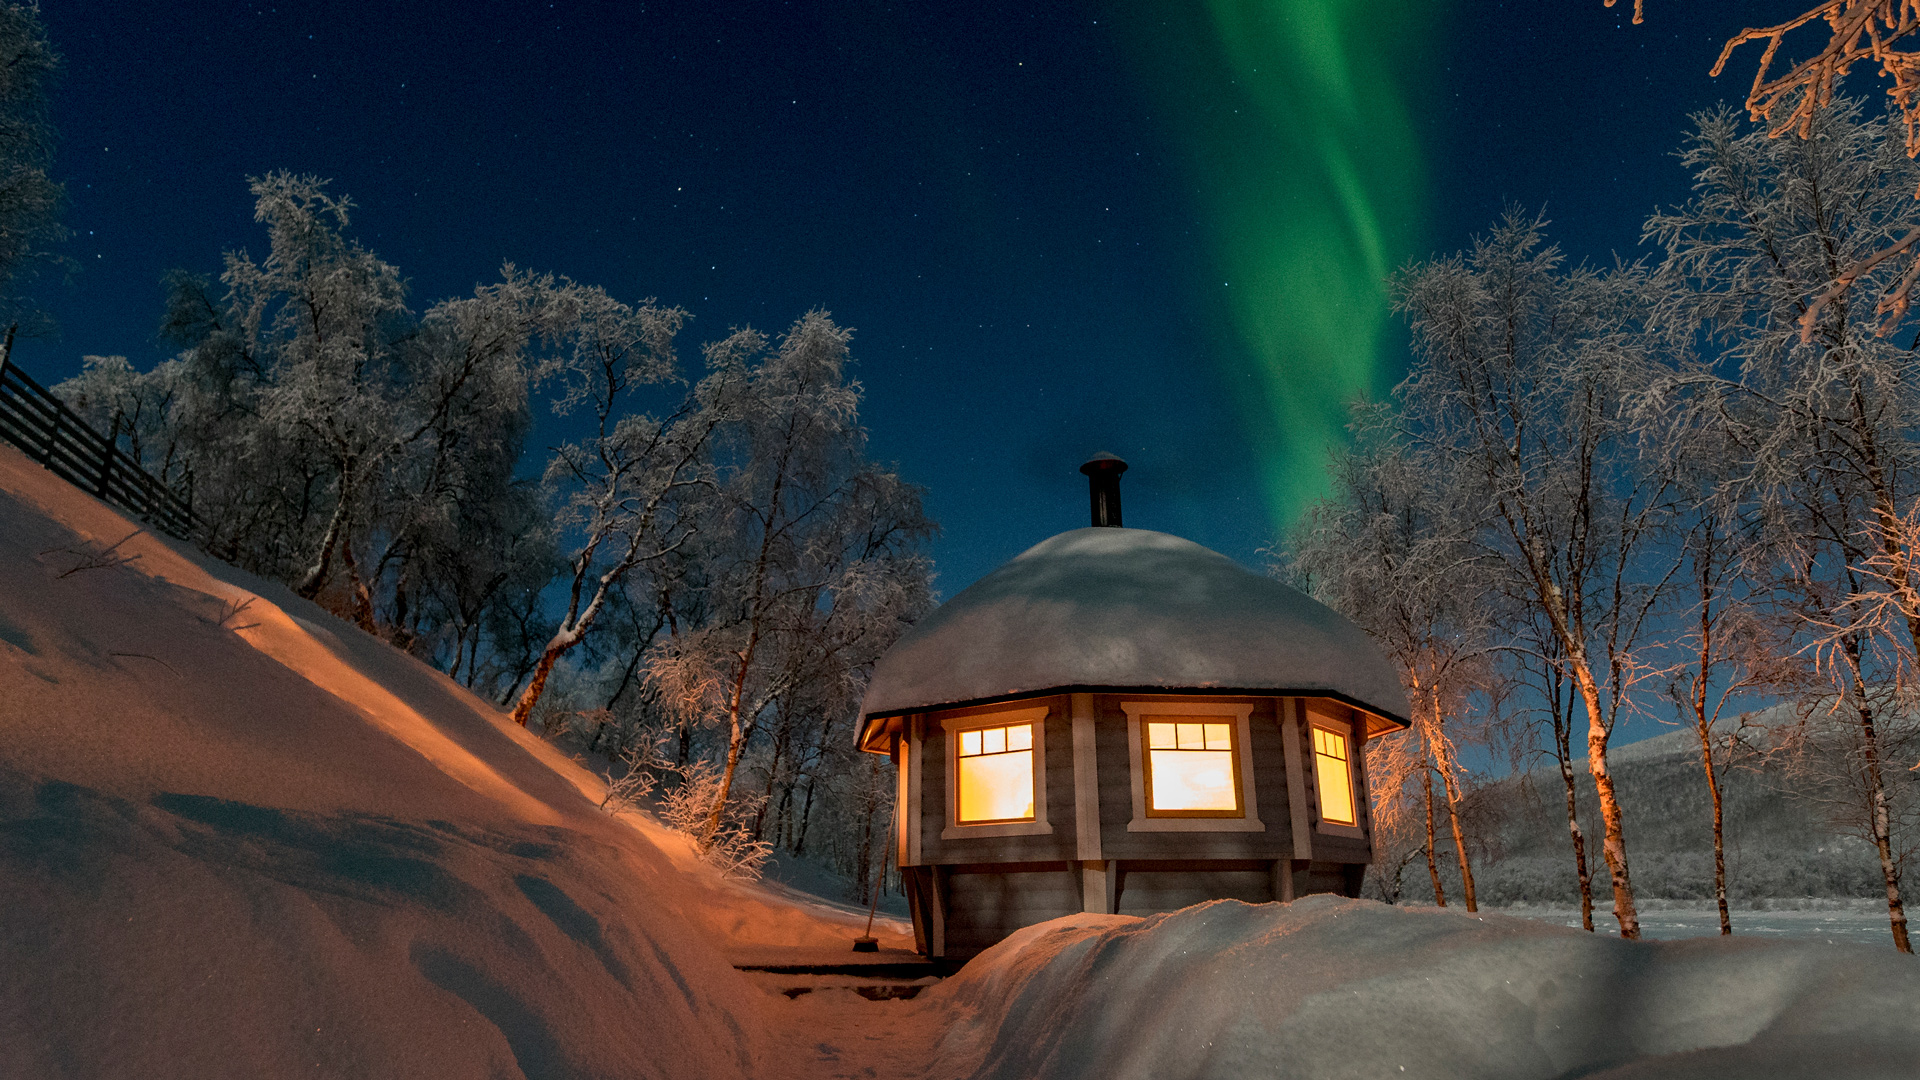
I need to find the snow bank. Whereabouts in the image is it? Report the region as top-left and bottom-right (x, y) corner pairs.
(0, 444), (786, 1079)
(922, 895), (1920, 1080)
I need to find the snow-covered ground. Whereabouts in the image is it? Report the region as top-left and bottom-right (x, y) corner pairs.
(0, 443), (889, 1078)
(906, 897), (1920, 1080)
(4, 440), (1916, 1080)
(1502, 899), (1901, 943)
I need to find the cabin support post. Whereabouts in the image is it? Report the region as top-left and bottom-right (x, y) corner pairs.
(906, 715), (923, 866)
(1354, 722), (1380, 867)
(1080, 860), (1109, 913)
(903, 867), (930, 955)
(1270, 859), (1294, 903)
(930, 865), (948, 959)
(1070, 692), (1107, 913)
(893, 734), (910, 868)
(1281, 698), (1314, 866)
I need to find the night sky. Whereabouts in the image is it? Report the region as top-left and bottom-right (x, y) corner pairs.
(23, 0), (1817, 595)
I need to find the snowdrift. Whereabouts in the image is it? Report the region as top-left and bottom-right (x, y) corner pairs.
(0, 443), (811, 1079)
(922, 895), (1920, 1080)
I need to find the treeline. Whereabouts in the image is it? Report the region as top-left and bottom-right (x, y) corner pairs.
(1288, 101), (1920, 953)
(56, 173), (934, 889)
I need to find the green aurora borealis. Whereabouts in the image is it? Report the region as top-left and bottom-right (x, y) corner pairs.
(1127, 0), (1434, 527)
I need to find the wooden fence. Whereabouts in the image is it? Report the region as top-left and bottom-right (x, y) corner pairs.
(0, 355), (199, 541)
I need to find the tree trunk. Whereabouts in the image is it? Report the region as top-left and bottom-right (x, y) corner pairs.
(1429, 698), (1478, 912)
(794, 776), (817, 855)
(1690, 551), (1732, 936)
(753, 728), (787, 841)
(1438, 760), (1478, 913)
(509, 547), (626, 726)
(700, 490), (781, 844)
(1565, 780), (1594, 932)
(295, 481), (351, 599)
(1570, 658), (1639, 938)
(510, 645), (564, 728)
(604, 642), (647, 712)
(854, 791), (877, 907)
(448, 623), (467, 681)
(773, 780), (795, 850)
(1692, 665), (1732, 936)
(1423, 767), (1447, 907)
(701, 645), (759, 847)
(339, 530), (378, 633)
(1854, 697), (1913, 953)
(1550, 678), (1595, 931)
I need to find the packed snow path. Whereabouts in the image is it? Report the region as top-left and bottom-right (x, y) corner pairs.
(3, 440), (1917, 1080)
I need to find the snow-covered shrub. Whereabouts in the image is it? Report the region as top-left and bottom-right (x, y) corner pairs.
(598, 740), (664, 815)
(656, 758), (772, 879)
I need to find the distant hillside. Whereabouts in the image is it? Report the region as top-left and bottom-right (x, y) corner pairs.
(1381, 717), (1895, 906)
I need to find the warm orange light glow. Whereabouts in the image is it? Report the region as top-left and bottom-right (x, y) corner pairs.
(1313, 726), (1356, 826)
(1145, 720), (1239, 813)
(957, 722), (1035, 823)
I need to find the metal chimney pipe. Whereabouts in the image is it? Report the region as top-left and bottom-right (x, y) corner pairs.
(1079, 453), (1128, 528)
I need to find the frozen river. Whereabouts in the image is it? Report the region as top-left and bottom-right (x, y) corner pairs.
(1498, 901), (1900, 943)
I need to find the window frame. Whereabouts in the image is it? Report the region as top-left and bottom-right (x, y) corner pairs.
(939, 704), (1053, 839)
(1305, 708), (1364, 837)
(1122, 700), (1265, 833)
(1140, 716), (1245, 819)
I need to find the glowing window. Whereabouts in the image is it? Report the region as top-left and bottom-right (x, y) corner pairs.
(1144, 718), (1241, 815)
(956, 722), (1035, 823)
(1313, 725), (1357, 826)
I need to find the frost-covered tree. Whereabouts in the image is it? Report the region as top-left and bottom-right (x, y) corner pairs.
(1613, 2), (1920, 334)
(351, 268), (567, 636)
(58, 177), (565, 679)
(1394, 213), (1678, 939)
(506, 283), (711, 727)
(1647, 101), (1920, 952)
(229, 173), (414, 607)
(1289, 409), (1495, 912)
(0, 3), (64, 324)
(645, 311), (934, 849)
(54, 170), (937, 884)
(55, 354), (184, 477)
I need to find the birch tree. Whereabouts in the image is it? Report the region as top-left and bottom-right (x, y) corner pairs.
(1290, 411), (1494, 911)
(225, 173), (414, 604)
(356, 269), (562, 637)
(507, 284), (714, 727)
(1524, 627), (1598, 929)
(1395, 212), (1678, 938)
(1647, 101), (1920, 951)
(645, 311), (935, 848)
(1662, 428), (1771, 937)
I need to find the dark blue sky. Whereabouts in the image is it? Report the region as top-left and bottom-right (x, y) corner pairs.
(23, 0), (1815, 595)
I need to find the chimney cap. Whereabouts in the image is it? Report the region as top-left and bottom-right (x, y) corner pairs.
(1079, 452), (1128, 476)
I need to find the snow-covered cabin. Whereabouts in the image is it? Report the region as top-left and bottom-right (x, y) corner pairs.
(856, 455), (1412, 964)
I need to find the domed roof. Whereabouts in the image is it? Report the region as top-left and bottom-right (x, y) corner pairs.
(860, 527), (1412, 725)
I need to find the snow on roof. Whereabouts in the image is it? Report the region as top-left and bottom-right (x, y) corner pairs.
(861, 527), (1412, 724)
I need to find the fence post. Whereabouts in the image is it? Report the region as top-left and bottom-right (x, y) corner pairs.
(95, 411), (120, 497)
(41, 404), (58, 467)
